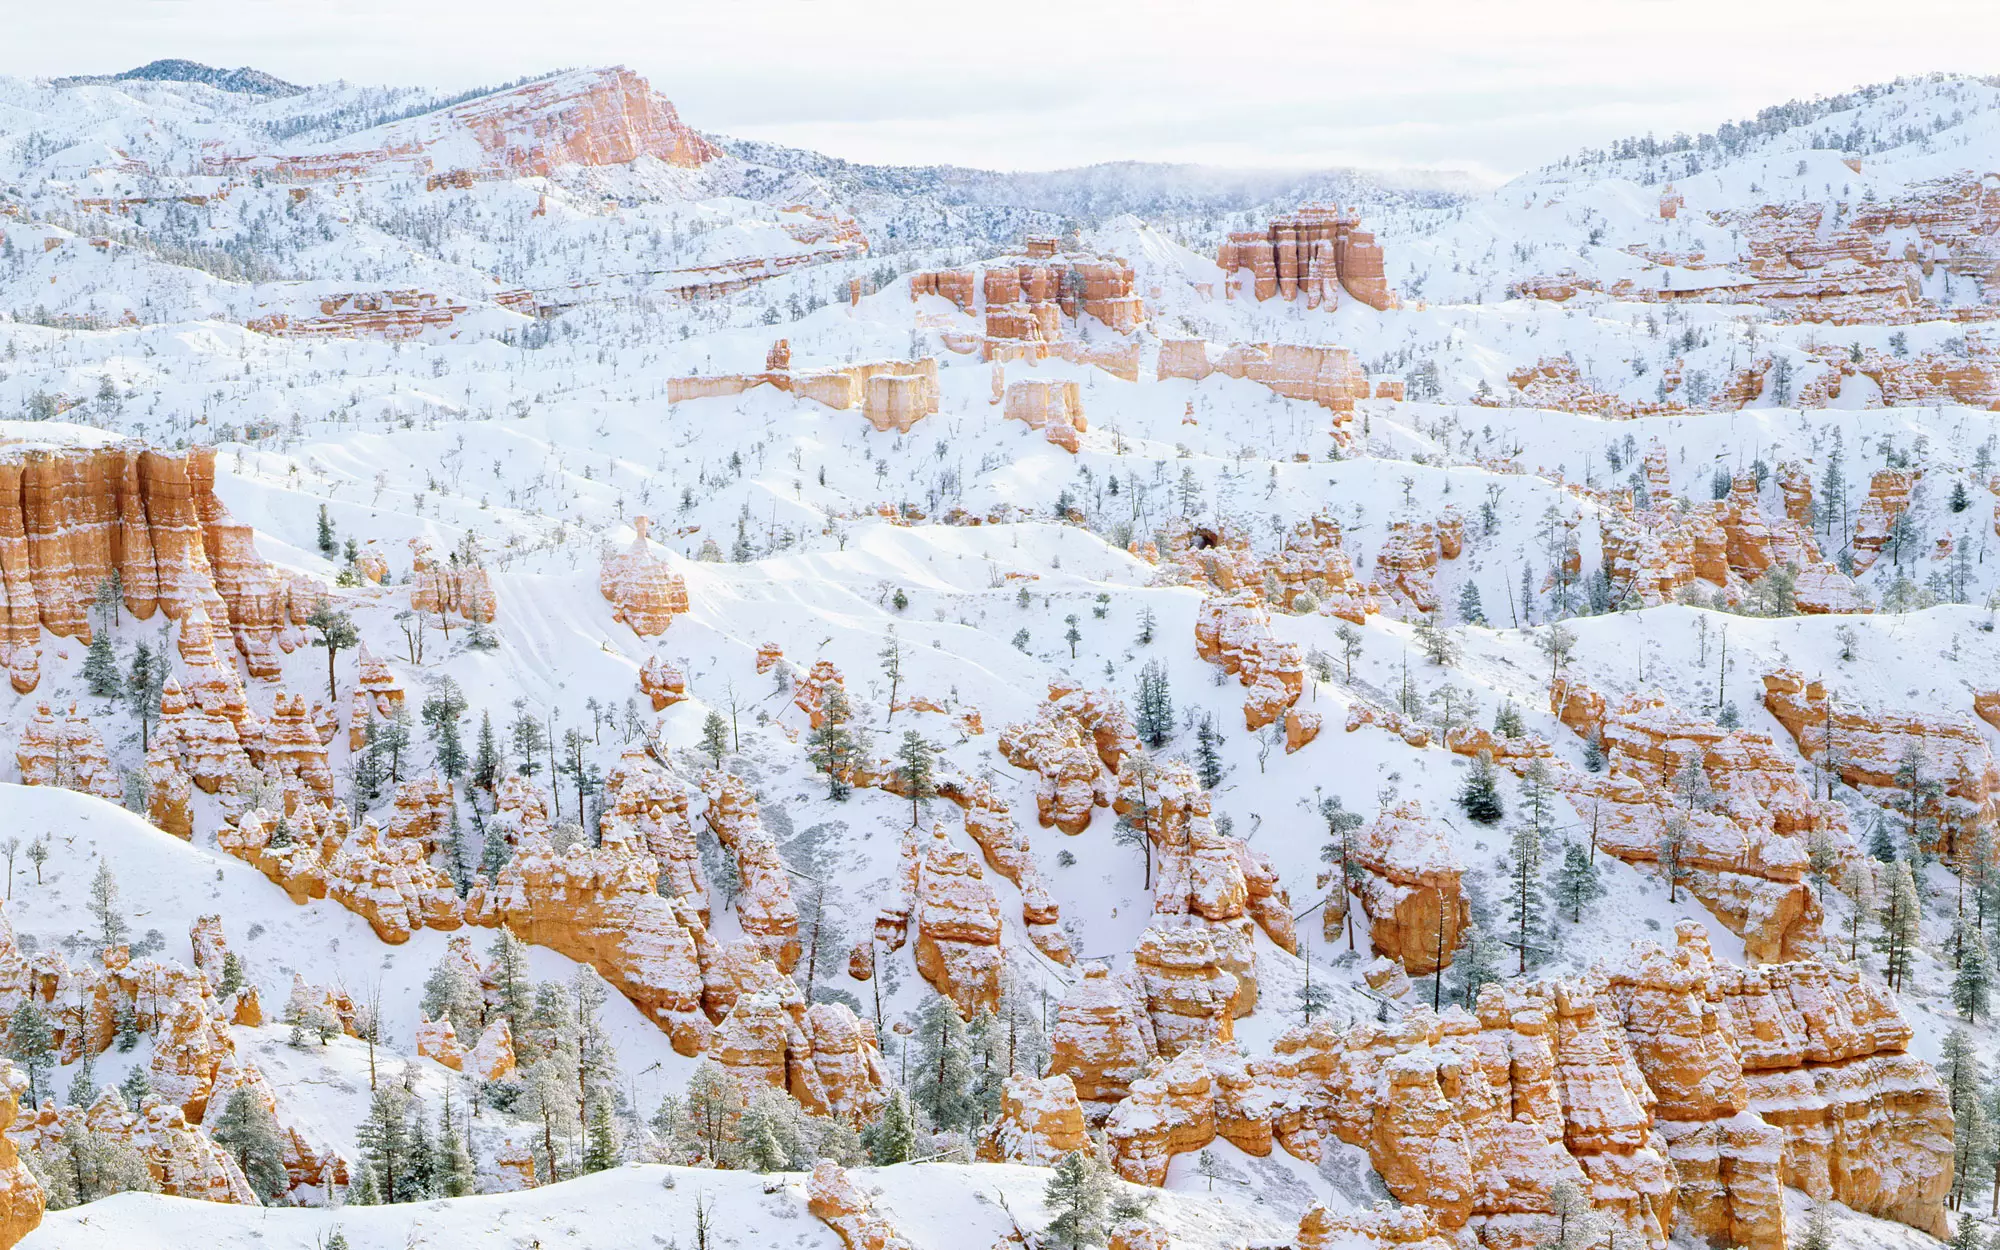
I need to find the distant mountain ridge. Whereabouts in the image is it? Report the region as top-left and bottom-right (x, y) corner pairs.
(51, 58), (302, 96)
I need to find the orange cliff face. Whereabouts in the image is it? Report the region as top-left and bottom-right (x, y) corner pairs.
(0, 436), (298, 693)
(198, 67), (717, 186)
(909, 242), (1146, 379)
(1218, 206), (1398, 310)
(1057, 923), (1946, 1250)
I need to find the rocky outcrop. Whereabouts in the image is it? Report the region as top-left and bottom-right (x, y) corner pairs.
(1296, 1204), (1453, 1250)
(13, 1092), (256, 1204)
(1373, 514), (1463, 615)
(1349, 801), (1469, 977)
(713, 993), (888, 1126)
(876, 828), (1003, 1015)
(1194, 591), (1305, 731)
(0, 1065), (40, 1248)
(408, 539), (496, 624)
(1048, 965), (1159, 1122)
(976, 1073), (1090, 1165)
(470, 825), (711, 1055)
(1217, 207), (1397, 310)
(1552, 681), (1825, 962)
(1002, 378), (1086, 452)
(1131, 925), (1238, 1057)
(602, 746), (706, 914)
(960, 781), (1070, 963)
(199, 67), (718, 185)
(911, 245), (1146, 372)
(698, 770), (800, 972)
(0, 437), (296, 692)
(1080, 923), (1945, 1250)
(1763, 669), (1998, 847)
(997, 683), (1134, 833)
(808, 1162), (916, 1250)
(1157, 340), (1372, 419)
(639, 655), (687, 710)
(13, 703), (121, 801)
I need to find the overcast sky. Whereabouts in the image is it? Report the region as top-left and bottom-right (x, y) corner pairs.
(8, 0), (1998, 180)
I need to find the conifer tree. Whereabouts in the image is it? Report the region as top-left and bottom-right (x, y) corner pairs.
(317, 504), (337, 556)
(1458, 752), (1504, 825)
(1955, 923), (1991, 1023)
(1659, 813), (1693, 904)
(896, 731), (937, 826)
(124, 641), (166, 749)
(1133, 660), (1175, 748)
(472, 711), (502, 793)
(1457, 580), (1487, 626)
(1877, 859), (1921, 992)
(86, 859), (130, 954)
(584, 1099), (619, 1173)
(1506, 819), (1545, 972)
(1043, 1150), (1112, 1250)
(440, 1102), (475, 1197)
(862, 1090), (915, 1165)
(910, 993), (976, 1132)
(212, 1087), (288, 1202)
(82, 633), (121, 700)
(699, 711), (730, 765)
(1941, 1029), (1988, 1211)
(1552, 841), (1603, 924)
(356, 1085), (411, 1204)
(1194, 715), (1224, 790)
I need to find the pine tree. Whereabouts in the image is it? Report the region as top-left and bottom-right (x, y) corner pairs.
(1133, 660), (1174, 748)
(439, 1102), (475, 1197)
(1135, 607), (1156, 646)
(910, 994), (976, 1131)
(1457, 580), (1487, 626)
(1552, 841), (1603, 924)
(403, 1098), (437, 1201)
(1941, 1029), (1988, 1211)
(421, 951), (483, 1040)
(82, 633), (121, 700)
(699, 711), (730, 765)
(677, 1062), (745, 1166)
(738, 1092), (788, 1173)
(479, 826), (512, 881)
(212, 1087), (288, 1202)
(584, 1099), (619, 1172)
(124, 641), (166, 750)
(64, 1052), (95, 1108)
(1194, 715), (1224, 790)
(472, 711), (502, 793)
(862, 1090), (915, 1165)
(508, 709), (547, 776)
(1544, 1179), (1603, 1250)
(1794, 1203), (1833, 1250)
(488, 927), (533, 1035)
(1043, 1150), (1112, 1250)
(1956, 924), (1991, 1023)
(896, 730), (937, 826)
(1877, 859), (1921, 992)
(878, 629), (904, 719)
(1493, 701), (1525, 738)
(1415, 615), (1456, 665)
(1506, 819), (1545, 972)
(116, 1066), (149, 1108)
(316, 504), (337, 556)
(1334, 621), (1363, 682)
(218, 951), (246, 999)
(1581, 731), (1605, 773)
(86, 859), (129, 955)
(1457, 752), (1504, 825)
(806, 685), (862, 801)
(356, 1086), (411, 1205)
(1659, 812), (1693, 904)
(306, 601), (359, 702)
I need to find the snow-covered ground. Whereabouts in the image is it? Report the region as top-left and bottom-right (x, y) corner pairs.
(2, 56), (1999, 1250)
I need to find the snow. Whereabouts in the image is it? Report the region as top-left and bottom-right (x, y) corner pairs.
(0, 56), (1997, 1250)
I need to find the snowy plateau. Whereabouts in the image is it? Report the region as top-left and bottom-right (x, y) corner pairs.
(0, 55), (1994, 1250)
